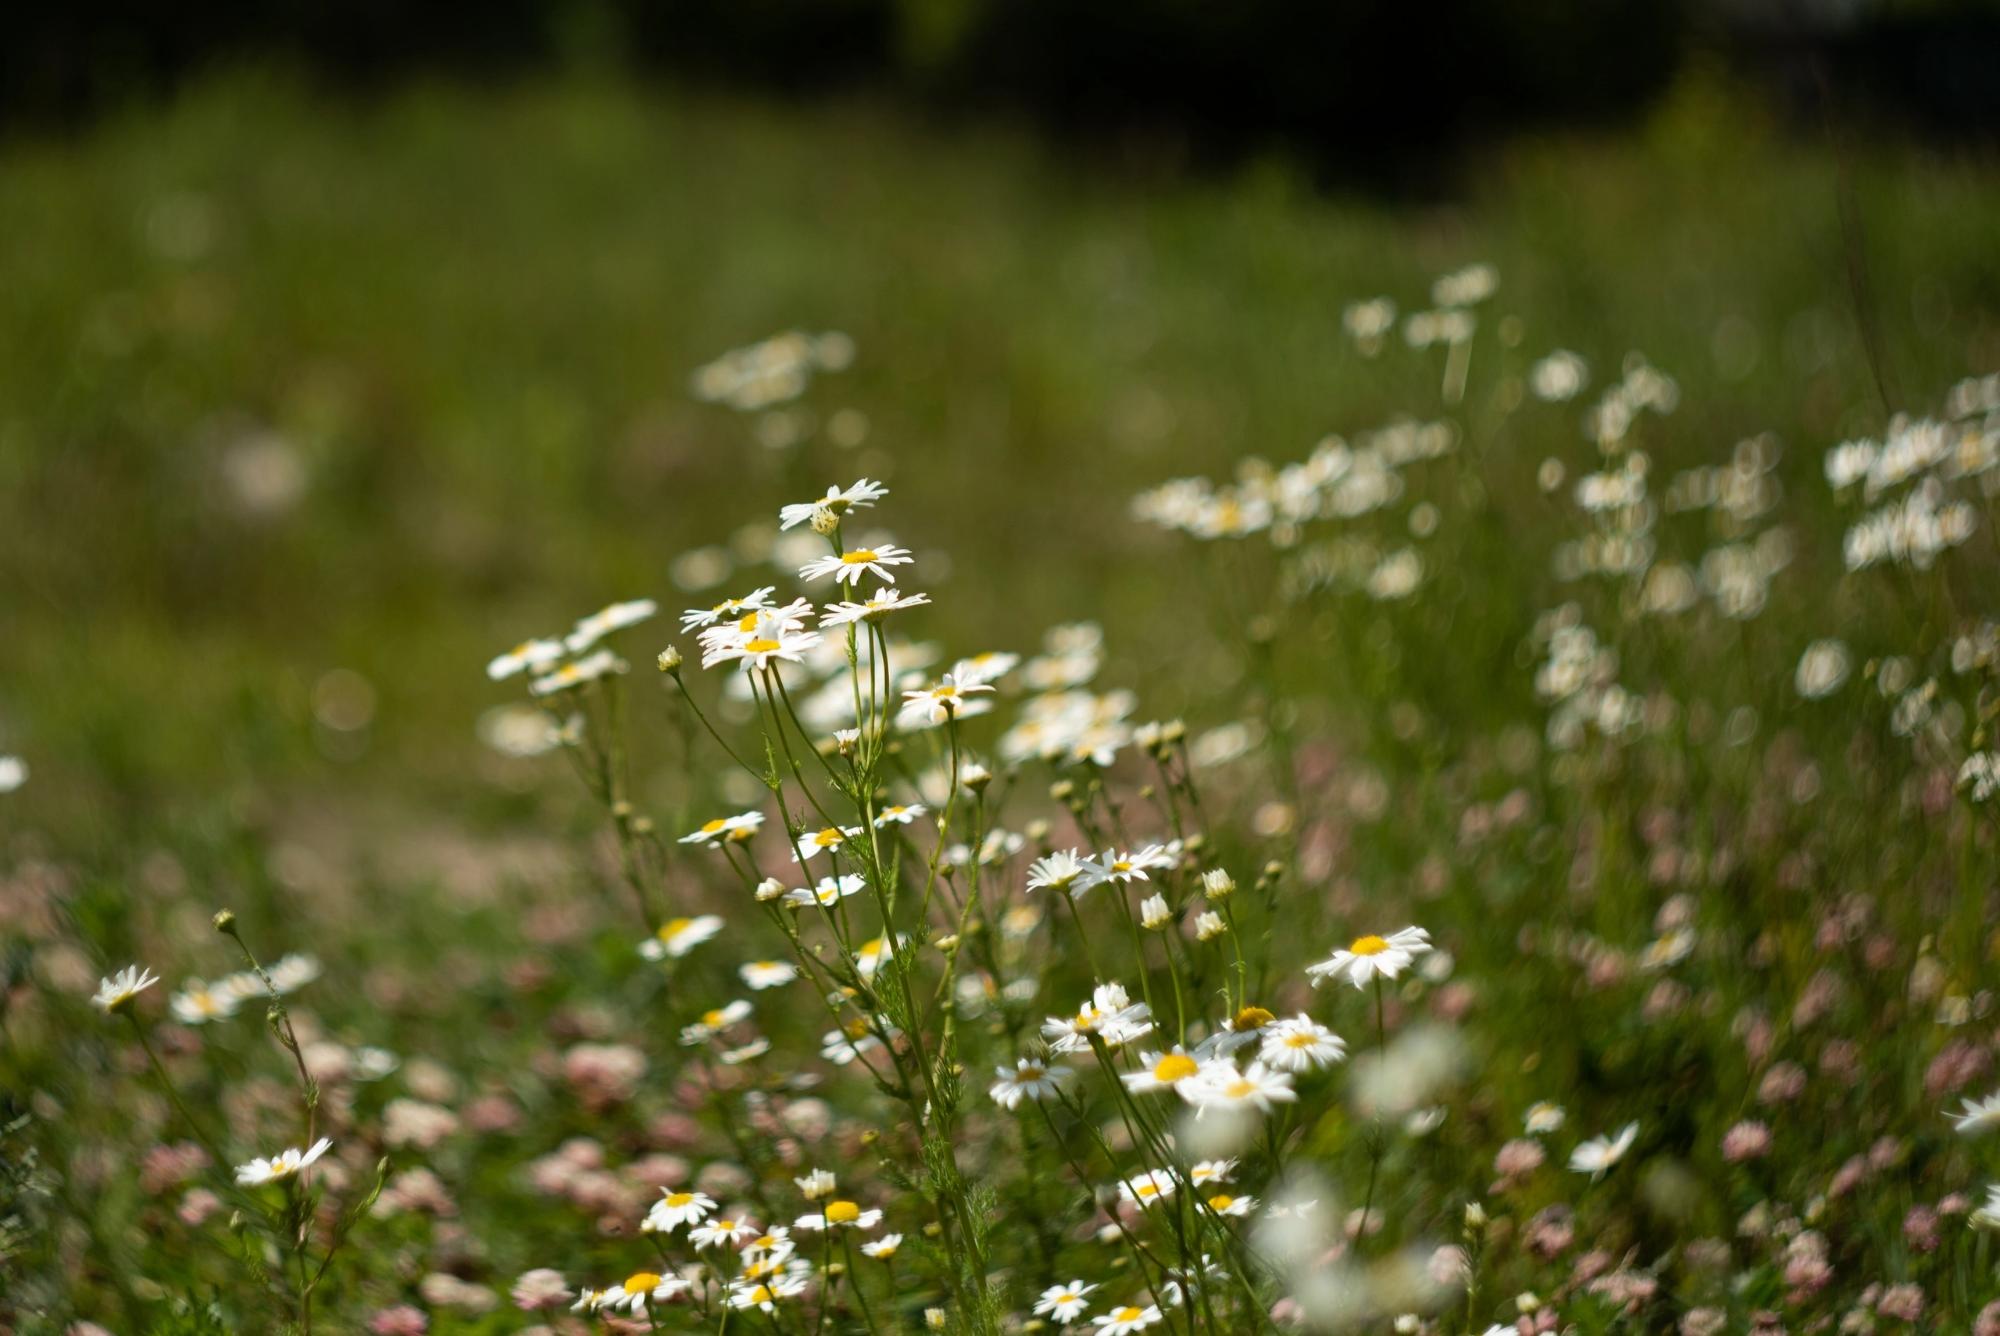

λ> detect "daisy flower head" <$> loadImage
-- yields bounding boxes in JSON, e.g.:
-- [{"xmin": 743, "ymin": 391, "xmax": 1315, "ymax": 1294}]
[
  {"xmin": 640, "ymin": 915, "xmax": 724, "ymax": 961},
  {"xmin": 990, "ymin": 1057, "xmax": 1070, "ymax": 1109},
  {"xmin": 728, "ymin": 1271, "xmax": 809, "ymax": 1312},
  {"xmin": 1118, "ymin": 1170, "xmax": 1178, "ymax": 1208},
  {"xmin": 235, "ymin": 1137, "xmax": 333, "ymax": 1187},
  {"xmin": 797, "ymin": 1199, "xmax": 883, "ymax": 1232},
  {"xmin": 1204, "ymin": 1192, "xmax": 1255, "ymax": 1217},
  {"xmin": 170, "ymin": 978, "xmax": 240, "ymax": 1025},
  {"xmin": 786, "ymin": 874, "xmax": 868, "ymax": 909},
  {"xmin": 778, "ymin": 478, "xmax": 889, "ymax": 531},
  {"xmin": 680, "ymin": 1000, "xmax": 754, "ymax": 1045},
  {"xmin": 1188, "ymin": 1159, "xmax": 1236, "ymax": 1186},
  {"xmin": 1035, "ymin": 1280, "xmax": 1098, "ymax": 1323},
  {"xmin": 1094, "ymin": 1303, "xmax": 1164, "ymax": 1334},
  {"xmin": 266, "ymin": 953, "xmax": 321, "ymax": 994},
  {"xmin": 800, "ymin": 541, "xmax": 915, "ymax": 587},
  {"xmin": 822, "ymin": 1023, "xmax": 885, "ymax": 1065},
  {"xmin": 690, "ymin": 1216, "xmax": 758, "ymax": 1249},
  {"xmin": 644, "ymin": 1189, "xmax": 717, "ymax": 1231},
  {"xmin": 679, "ymin": 810, "xmax": 765, "ymax": 846},
  {"xmin": 1043, "ymin": 982, "xmax": 1154, "ymax": 1053},
  {"xmin": 1027, "ymin": 849, "xmax": 1089, "ymax": 895},
  {"xmin": 853, "ymin": 935, "xmax": 899, "ymax": 978},
  {"xmin": 1078, "ymin": 845, "xmax": 1174, "ymax": 893},
  {"xmin": 1307, "ymin": 926, "xmax": 1433, "ymax": 989},
  {"xmin": 793, "ymin": 825, "xmax": 862, "ymax": 862},
  {"xmin": 531, "ymin": 648, "xmax": 626, "ymax": 697},
  {"xmin": 861, "ymin": 1233, "xmax": 902, "ymax": 1259},
  {"xmin": 822, "ymin": 587, "xmax": 931, "ymax": 627},
  {"xmin": 1951, "ymin": 1092, "xmax": 2000, "ymax": 1136},
  {"xmin": 1525, "ymin": 1102, "xmax": 1567, "ymax": 1135},
  {"xmin": 565, "ymin": 598, "xmax": 658, "ymax": 654},
  {"xmin": 486, "ymin": 636, "xmax": 565, "ymax": 682},
  {"xmin": 900, "ymin": 673, "xmax": 996, "ymax": 727},
  {"xmin": 746, "ymin": 1223, "xmax": 799, "ymax": 1257},
  {"xmin": 741, "ymin": 960, "xmax": 799, "ymax": 990},
  {"xmin": 601, "ymin": 1270, "xmax": 687, "ymax": 1314},
  {"xmin": 700, "ymin": 605, "xmax": 823, "ymax": 672},
  {"xmin": 1138, "ymin": 895, "xmax": 1172, "ymax": 930},
  {"xmin": 92, "ymin": 965, "xmax": 159, "ymax": 1016},
  {"xmin": 1187, "ymin": 1060, "xmax": 1297, "ymax": 1117},
  {"xmin": 951, "ymin": 651, "xmax": 1020, "ymax": 688},
  {"xmin": 680, "ymin": 586, "xmax": 776, "ymax": 632},
  {"xmin": 1122, "ymin": 1048, "xmax": 1205, "ymax": 1098},
  {"xmin": 872, "ymin": 802, "xmax": 927, "ymax": 827},
  {"xmin": 1974, "ymin": 1185, "xmax": 2000, "ymax": 1231},
  {"xmin": 1569, "ymin": 1122, "xmax": 1640, "ymax": 1179},
  {"xmin": 1257, "ymin": 1015, "xmax": 1348, "ymax": 1072}
]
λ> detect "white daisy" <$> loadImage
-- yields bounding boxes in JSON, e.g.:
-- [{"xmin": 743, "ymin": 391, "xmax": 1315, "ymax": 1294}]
[
  {"xmin": 861, "ymin": 1233, "xmax": 902, "ymax": 1259},
  {"xmin": 821, "ymin": 1024, "xmax": 885, "ymax": 1065},
  {"xmin": 1122, "ymin": 1048, "xmax": 1205, "ymax": 1097},
  {"xmin": 796, "ymin": 1200, "xmax": 883, "ymax": 1232},
  {"xmin": 1093, "ymin": 1302, "xmax": 1163, "ymax": 1334},
  {"xmin": 727, "ymin": 1271, "xmax": 809, "ymax": 1312},
  {"xmin": 1257, "ymin": 1015, "xmax": 1347, "ymax": 1072},
  {"xmin": 680, "ymin": 586, "xmax": 776, "ymax": 632},
  {"xmin": 853, "ymin": 935, "xmax": 898, "ymax": 978},
  {"xmin": 700, "ymin": 606, "xmax": 823, "ymax": 672},
  {"xmin": 169, "ymin": 978, "xmax": 239, "ymax": 1026},
  {"xmin": 1186, "ymin": 1060, "xmax": 1296, "ymax": 1116},
  {"xmin": 679, "ymin": 811, "xmax": 765, "ymax": 846},
  {"xmin": 799, "ymin": 542, "xmax": 915, "ymax": 587},
  {"xmin": 1569, "ymin": 1122, "xmax": 1640, "ymax": 1179},
  {"xmin": 900, "ymin": 673, "xmax": 995, "ymax": 727},
  {"xmin": 600, "ymin": 1269, "xmax": 687, "ymax": 1314},
  {"xmin": 1306, "ymin": 926, "xmax": 1433, "ymax": 989},
  {"xmin": 1525, "ymin": 1102, "xmax": 1567, "ymax": 1135},
  {"xmin": 745, "ymin": 1224, "xmax": 798, "ymax": 1258},
  {"xmin": 1951, "ymin": 1092, "xmax": 2000, "ymax": 1136},
  {"xmin": 689, "ymin": 1216, "xmax": 759, "ymax": 1248},
  {"xmin": 679, "ymin": 1000, "xmax": 754, "ymax": 1045},
  {"xmin": 740, "ymin": 960, "xmax": 799, "ymax": 990},
  {"xmin": 989, "ymin": 1058, "xmax": 1070, "ymax": 1109},
  {"xmin": 235, "ymin": 1137, "xmax": 333, "ymax": 1186},
  {"xmin": 793, "ymin": 825, "xmax": 863, "ymax": 862},
  {"xmin": 91, "ymin": 965, "xmax": 159, "ymax": 1015},
  {"xmin": 530, "ymin": 648, "xmax": 626, "ymax": 697},
  {"xmin": 1188, "ymin": 1159, "xmax": 1236, "ymax": 1187},
  {"xmin": 1043, "ymin": 983, "xmax": 1154, "ymax": 1054},
  {"xmin": 1117, "ymin": 1170, "xmax": 1178, "ymax": 1208},
  {"xmin": 785, "ymin": 874, "xmax": 868, "ymax": 909},
  {"xmin": 1026, "ymin": 849, "xmax": 1089, "ymax": 895},
  {"xmin": 486, "ymin": 637, "xmax": 566, "ymax": 681},
  {"xmin": 795, "ymin": 1170, "xmax": 837, "ymax": 1200},
  {"xmin": 644, "ymin": 1189, "xmax": 717, "ymax": 1231},
  {"xmin": 822, "ymin": 588, "xmax": 931, "ymax": 627},
  {"xmin": 265, "ymin": 953, "xmax": 321, "ymax": 994},
  {"xmin": 640, "ymin": 915, "xmax": 724, "ymax": 960},
  {"xmin": 778, "ymin": 478, "xmax": 889, "ymax": 531},
  {"xmin": 951, "ymin": 651, "xmax": 1020, "ymax": 688},
  {"xmin": 872, "ymin": 802, "xmax": 927, "ymax": 827},
  {"xmin": 565, "ymin": 599, "xmax": 658, "ymax": 653},
  {"xmin": 1076, "ymin": 845, "xmax": 1174, "ymax": 893},
  {"xmin": 1035, "ymin": 1280, "xmax": 1098, "ymax": 1323}
]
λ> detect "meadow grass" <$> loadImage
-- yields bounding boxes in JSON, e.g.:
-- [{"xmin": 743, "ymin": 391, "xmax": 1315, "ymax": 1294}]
[{"xmin": 3, "ymin": 69, "xmax": 2000, "ymax": 1334}]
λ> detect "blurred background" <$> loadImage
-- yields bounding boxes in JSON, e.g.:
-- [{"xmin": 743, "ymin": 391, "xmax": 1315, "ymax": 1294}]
[{"xmin": 2, "ymin": 0, "xmax": 1998, "ymax": 855}]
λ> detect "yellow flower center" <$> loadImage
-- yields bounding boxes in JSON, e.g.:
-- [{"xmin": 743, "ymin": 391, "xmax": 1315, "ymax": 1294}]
[
  {"xmin": 825, "ymin": 1200, "xmax": 861, "ymax": 1224},
  {"xmin": 661, "ymin": 918, "xmax": 691, "ymax": 938},
  {"xmin": 1114, "ymin": 1307, "xmax": 1144, "ymax": 1321},
  {"xmin": 743, "ymin": 637, "xmax": 781, "ymax": 653},
  {"xmin": 841, "ymin": 549, "xmax": 878, "ymax": 564},
  {"xmin": 1135, "ymin": 1183, "xmax": 1160, "ymax": 1198},
  {"xmin": 622, "ymin": 1271, "xmax": 662, "ymax": 1293},
  {"xmin": 1233, "ymin": 1006, "xmax": 1274, "ymax": 1030},
  {"xmin": 1225, "ymin": 1078, "xmax": 1256, "ymax": 1098},
  {"xmin": 703, "ymin": 1009, "xmax": 727, "ymax": 1027},
  {"xmin": 1015, "ymin": 1064, "xmax": 1045, "ymax": 1081},
  {"xmin": 752, "ymin": 1235, "xmax": 779, "ymax": 1251},
  {"xmin": 665, "ymin": 1192, "xmax": 695, "ymax": 1207},
  {"xmin": 701, "ymin": 817, "xmax": 729, "ymax": 834},
  {"xmin": 1152, "ymin": 1053, "xmax": 1200, "ymax": 1083},
  {"xmin": 814, "ymin": 827, "xmax": 843, "ymax": 846},
  {"xmin": 1111, "ymin": 860, "xmax": 1133, "ymax": 873},
  {"xmin": 749, "ymin": 1284, "xmax": 774, "ymax": 1304},
  {"xmin": 1210, "ymin": 1194, "xmax": 1235, "ymax": 1210},
  {"xmin": 1350, "ymin": 934, "xmax": 1391, "ymax": 956},
  {"xmin": 744, "ymin": 1258, "xmax": 774, "ymax": 1278},
  {"xmin": 1285, "ymin": 1032, "xmax": 1318, "ymax": 1048}
]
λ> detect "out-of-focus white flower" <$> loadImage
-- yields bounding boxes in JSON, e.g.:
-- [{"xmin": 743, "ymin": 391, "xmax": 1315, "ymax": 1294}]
[
  {"xmin": 235, "ymin": 1138, "xmax": 332, "ymax": 1186},
  {"xmin": 1569, "ymin": 1122, "xmax": 1639, "ymax": 1179}
]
